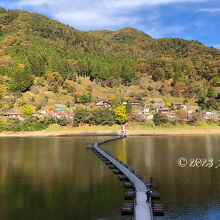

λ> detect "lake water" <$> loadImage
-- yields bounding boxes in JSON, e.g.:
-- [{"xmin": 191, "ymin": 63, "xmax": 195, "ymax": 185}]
[{"xmin": 0, "ymin": 135, "xmax": 219, "ymax": 220}]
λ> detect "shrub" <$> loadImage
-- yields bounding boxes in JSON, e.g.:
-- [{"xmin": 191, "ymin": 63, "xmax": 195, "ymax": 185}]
[
  {"xmin": 175, "ymin": 109, "xmax": 187, "ymax": 122},
  {"xmin": 5, "ymin": 118, "xmax": 22, "ymax": 131},
  {"xmin": 0, "ymin": 118, "xmax": 49, "ymax": 132},
  {"xmin": 72, "ymin": 108, "xmax": 115, "ymax": 126},
  {"xmin": 0, "ymin": 120, "xmax": 7, "ymax": 131},
  {"xmin": 188, "ymin": 113, "xmax": 203, "ymax": 126},
  {"xmin": 153, "ymin": 112, "xmax": 168, "ymax": 126},
  {"xmin": 147, "ymin": 86, "xmax": 153, "ymax": 91},
  {"xmin": 73, "ymin": 108, "xmax": 90, "ymax": 127},
  {"xmin": 125, "ymin": 103, "xmax": 132, "ymax": 114},
  {"xmin": 74, "ymin": 92, "xmax": 92, "ymax": 104},
  {"xmin": 72, "ymin": 120, "xmax": 79, "ymax": 127},
  {"xmin": 64, "ymin": 83, "xmax": 76, "ymax": 94},
  {"xmin": 44, "ymin": 96, "xmax": 49, "ymax": 103},
  {"xmin": 57, "ymin": 117, "xmax": 69, "ymax": 126},
  {"xmin": 21, "ymin": 119, "xmax": 49, "ymax": 131},
  {"xmin": 90, "ymin": 109, "xmax": 115, "ymax": 126},
  {"xmin": 144, "ymin": 120, "xmax": 155, "ymax": 127}
]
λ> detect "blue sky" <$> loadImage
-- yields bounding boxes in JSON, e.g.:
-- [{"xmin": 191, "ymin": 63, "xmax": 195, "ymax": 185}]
[{"xmin": 1, "ymin": 0, "xmax": 220, "ymax": 48}]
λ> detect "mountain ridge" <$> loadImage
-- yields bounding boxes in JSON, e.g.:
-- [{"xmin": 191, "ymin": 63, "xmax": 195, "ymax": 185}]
[{"xmin": 0, "ymin": 8, "xmax": 219, "ymax": 106}]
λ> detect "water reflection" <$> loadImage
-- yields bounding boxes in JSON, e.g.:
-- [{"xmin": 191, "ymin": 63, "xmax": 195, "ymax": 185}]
[
  {"xmin": 116, "ymin": 138, "xmax": 127, "ymax": 163},
  {"xmin": 0, "ymin": 135, "xmax": 219, "ymax": 220},
  {"xmin": 0, "ymin": 137, "xmax": 126, "ymax": 220},
  {"xmin": 104, "ymin": 135, "xmax": 220, "ymax": 220}
]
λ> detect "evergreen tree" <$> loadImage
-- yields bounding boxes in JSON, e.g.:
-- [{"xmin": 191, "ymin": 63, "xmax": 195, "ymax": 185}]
[{"xmin": 9, "ymin": 63, "xmax": 34, "ymax": 92}]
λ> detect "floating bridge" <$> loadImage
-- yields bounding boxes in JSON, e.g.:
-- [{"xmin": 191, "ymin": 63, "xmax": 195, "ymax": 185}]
[{"xmin": 91, "ymin": 136, "xmax": 154, "ymax": 220}]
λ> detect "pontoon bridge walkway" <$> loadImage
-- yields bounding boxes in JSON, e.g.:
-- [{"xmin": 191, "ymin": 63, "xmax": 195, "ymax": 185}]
[{"xmin": 91, "ymin": 136, "xmax": 154, "ymax": 220}]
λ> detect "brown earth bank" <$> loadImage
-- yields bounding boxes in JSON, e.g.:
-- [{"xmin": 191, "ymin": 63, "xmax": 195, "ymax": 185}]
[{"xmin": 0, "ymin": 128, "xmax": 220, "ymax": 137}]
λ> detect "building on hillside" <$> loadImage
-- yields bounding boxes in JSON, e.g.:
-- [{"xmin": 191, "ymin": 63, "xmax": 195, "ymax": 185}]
[
  {"xmin": 40, "ymin": 110, "xmax": 72, "ymax": 119},
  {"xmin": 138, "ymin": 107, "xmax": 150, "ymax": 120},
  {"xmin": 157, "ymin": 107, "xmax": 170, "ymax": 114},
  {"xmin": 121, "ymin": 101, "xmax": 128, "ymax": 105},
  {"xmin": 187, "ymin": 106, "xmax": 200, "ymax": 119},
  {"xmin": 153, "ymin": 100, "xmax": 165, "ymax": 105},
  {"xmin": 95, "ymin": 100, "xmax": 111, "ymax": 107},
  {"xmin": 168, "ymin": 111, "xmax": 177, "ymax": 120},
  {"xmin": 142, "ymin": 108, "xmax": 150, "ymax": 114},
  {"xmin": 187, "ymin": 106, "xmax": 199, "ymax": 113},
  {"xmin": 151, "ymin": 100, "xmax": 165, "ymax": 110},
  {"xmin": 127, "ymin": 100, "xmax": 141, "ymax": 105},
  {"xmin": 38, "ymin": 110, "xmax": 47, "ymax": 117},
  {"xmin": 171, "ymin": 102, "xmax": 187, "ymax": 109},
  {"xmin": 203, "ymin": 111, "xmax": 219, "ymax": 120},
  {"xmin": 145, "ymin": 114, "xmax": 154, "ymax": 120},
  {"xmin": 138, "ymin": 106, "xmax": 149, "ymax": 115},
  {"xmin": 2, "ymin": 109, "xmax": 23, "ymax": 119},
  {"xmin": 55, "ymin": 104, "xmax": 66, "ymax": 109}
]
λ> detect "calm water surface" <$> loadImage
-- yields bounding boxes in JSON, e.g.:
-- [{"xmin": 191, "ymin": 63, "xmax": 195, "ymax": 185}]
[{"xmin": 0, "ymin": 135, "xmax": 219, "ymax": 220}]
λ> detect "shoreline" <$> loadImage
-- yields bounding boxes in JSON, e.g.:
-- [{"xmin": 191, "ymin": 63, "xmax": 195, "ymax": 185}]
[{"xmin": 0, "ymin": 128, "xmax": 220, "ymax": 137}]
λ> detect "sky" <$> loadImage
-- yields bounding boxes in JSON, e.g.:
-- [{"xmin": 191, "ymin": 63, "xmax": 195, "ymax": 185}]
[{"xmin": 1, "ymin": 0, "xmax": 220, "ymax": 48}]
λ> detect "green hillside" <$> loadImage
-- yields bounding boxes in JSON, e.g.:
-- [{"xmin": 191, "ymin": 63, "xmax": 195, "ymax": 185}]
[{"xmin": 0, "ymin": 8, "xmax": 219, "ymax": 113}]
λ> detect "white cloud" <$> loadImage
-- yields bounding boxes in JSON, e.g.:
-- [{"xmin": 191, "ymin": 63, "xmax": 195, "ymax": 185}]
[
  {"xmin": 14, "ymin": 0, "xmax": 208, "ymax": 8},
  {"xmin": 55, "ymin": 10, "xmax": 136, "ymax": 30},
  {"xmin": 2, "ymin": 0, "xmax": 209, "ymax": 35},
  {"xmin": 195, "ymin": 8, "xmax": 220, "ymax": 13},
  {"xmin": 17, "ymin": 0, "xmax": 57, "ymax": 6},
  {"xmin": 109, "ymin": 0, "xmax": 207, "ymax": 9},
  {"xmin": 139, "ymin": 21, "xmax": 188, "ymax": 38}
]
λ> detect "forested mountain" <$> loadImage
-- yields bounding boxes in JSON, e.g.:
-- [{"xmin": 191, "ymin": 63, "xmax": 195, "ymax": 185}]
[
  {"xmin": 0, "ymin": 7, "xmax": 219, "ymax": 99},
  {"xmin": 90, "ymin": 28, "xmax": 220, "ymax": 85}
]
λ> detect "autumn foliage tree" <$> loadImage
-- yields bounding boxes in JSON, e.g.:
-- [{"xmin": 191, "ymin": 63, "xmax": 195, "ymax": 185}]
[
  {"xmin": 114, "ymin": 105, "xmax": 128, "ymax": 124},
  {"xmin": 175, "ymin": 110, "xmax": 188, "ymax": 122},
  {"xmin": 0, "ymin": 75, "xmax": 10, "ymax": 98},
  {"xmin": 21, "ymin": 105, "xmax": 36, "ymax": 117}
]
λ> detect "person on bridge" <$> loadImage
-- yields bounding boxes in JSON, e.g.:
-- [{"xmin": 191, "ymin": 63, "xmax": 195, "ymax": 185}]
[{"xmin": 146, "ymin": 190, "xmax": 152, "ymax": 203}]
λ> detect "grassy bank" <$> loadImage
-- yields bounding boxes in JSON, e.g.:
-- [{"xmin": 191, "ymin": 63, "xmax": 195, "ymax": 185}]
[
  {"xmin": 44, "ymin": 124, "xmax": 120, "ymax": 132},
  {"xmin": 0, "ymin": 123, "xmax": 219, "ymax": 137},
  {"xmin": 128, "ymin": 123, "xmax": 220, "ymax": 130}
]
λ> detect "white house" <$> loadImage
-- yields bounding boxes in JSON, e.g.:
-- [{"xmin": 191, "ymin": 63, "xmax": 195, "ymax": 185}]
[
  {"xmin": 204, "ymin": 112, "xmax": 219, "ymax": 120},
  {"xmin": 96, "ymin": 101, "xmax": 111, "ymax": 107}
]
